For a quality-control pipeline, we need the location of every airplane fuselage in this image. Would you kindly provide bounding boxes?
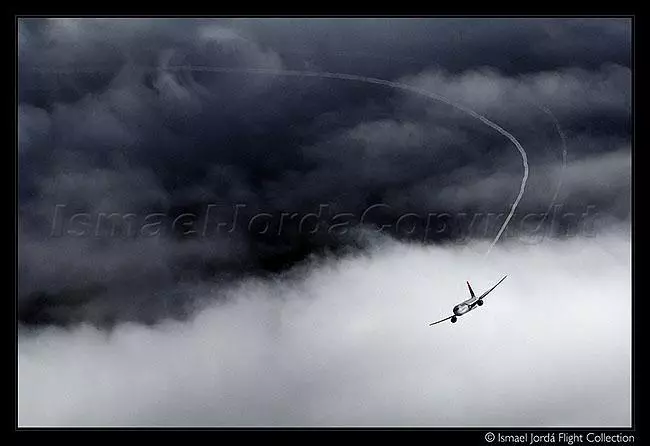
[453,297,480,316]
[451,294,485,321]
[453,303,470,316]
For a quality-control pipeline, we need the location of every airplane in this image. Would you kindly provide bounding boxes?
[429,275,507,326]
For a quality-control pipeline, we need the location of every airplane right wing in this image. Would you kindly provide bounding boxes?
[478,275,508,300]
[429,315,454,326]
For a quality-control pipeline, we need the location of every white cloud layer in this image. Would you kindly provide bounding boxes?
[18,231,631,427]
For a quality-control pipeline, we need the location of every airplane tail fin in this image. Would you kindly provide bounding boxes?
[467,281,476,298]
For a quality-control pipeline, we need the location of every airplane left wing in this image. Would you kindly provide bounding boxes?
[478,275,507,300]
[429,315,454,326]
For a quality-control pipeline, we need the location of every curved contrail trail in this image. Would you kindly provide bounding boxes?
[26,63,531,255]
[536,103,568,223]
[161,65,530,256]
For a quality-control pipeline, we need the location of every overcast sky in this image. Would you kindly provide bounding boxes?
[18,18,631,427]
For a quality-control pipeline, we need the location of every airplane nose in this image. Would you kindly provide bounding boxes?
[453,304,469,315]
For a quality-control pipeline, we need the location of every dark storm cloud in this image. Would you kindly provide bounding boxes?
[18,18,631,326]
[218,18,631,75]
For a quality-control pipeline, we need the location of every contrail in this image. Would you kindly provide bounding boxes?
[537,103,569,221]
[161,65,530,257]
[25,63,531,256]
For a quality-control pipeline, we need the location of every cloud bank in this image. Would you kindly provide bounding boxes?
[19,232,630,427]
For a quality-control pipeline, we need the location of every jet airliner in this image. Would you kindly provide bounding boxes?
[429,275,507,325]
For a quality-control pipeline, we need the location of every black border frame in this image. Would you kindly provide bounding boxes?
[10,12,639,441]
